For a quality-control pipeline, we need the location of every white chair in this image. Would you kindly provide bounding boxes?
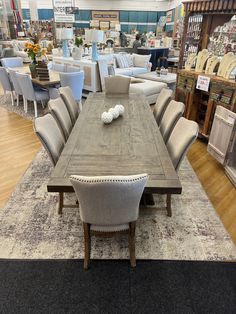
[16,72,49,117]
[60,71,84,111]
[0,67,14,106]
[48,98,73,141]
[153,88,173,125]
[104,76,131,94]
[1,57,23,68]
[70,173,148,269]
[8,68,23,107]
[159,100,185,143]
[165,117,199,216]
[59,86,79,125]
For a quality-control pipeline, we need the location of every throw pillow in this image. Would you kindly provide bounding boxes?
[133,54,151,68]
[115,54,130,68]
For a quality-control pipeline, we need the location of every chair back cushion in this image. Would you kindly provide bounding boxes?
[34,113,65,166]
[59,86,79,124]
[48,98,73,141]
[98,59,109,92]
[153,88,173,125]
[0,67,13,91]
[1,57,23,68]
[104,76,131,94]
[60,71,84,101]
[159,100,185,143]
[16,72,36,101]
[70,174,148,226]
[8,69,22,95]
[166,117,199,170]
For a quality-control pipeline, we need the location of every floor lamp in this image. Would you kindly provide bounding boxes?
[61,28,74,58]
[85,30,104,61]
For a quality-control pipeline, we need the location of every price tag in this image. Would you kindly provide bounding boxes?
[196,75,210,92]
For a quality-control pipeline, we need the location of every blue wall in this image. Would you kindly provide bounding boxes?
[38,9,54,20]
[22,8,30,20]
[23,9,166,32]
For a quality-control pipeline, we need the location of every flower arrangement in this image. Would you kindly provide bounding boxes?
[24,42,45,63]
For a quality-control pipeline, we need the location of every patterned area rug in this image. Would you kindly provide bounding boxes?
[0,93,46,120]
[0,148,236,260]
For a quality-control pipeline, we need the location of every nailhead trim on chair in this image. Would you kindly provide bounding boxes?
[70,175,148,184]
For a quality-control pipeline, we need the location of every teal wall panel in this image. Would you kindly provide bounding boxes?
[75,10,91,21]
[22,8,30,20]
[38,9,54,20]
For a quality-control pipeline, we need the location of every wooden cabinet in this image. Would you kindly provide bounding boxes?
[175,69,236,137]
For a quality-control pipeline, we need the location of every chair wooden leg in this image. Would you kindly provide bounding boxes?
[83,222,91,270]
[129,221,136,268]
[58,192,63,215]
[16,94,19,106]
[166,194,172,217]
[24,98,28,112]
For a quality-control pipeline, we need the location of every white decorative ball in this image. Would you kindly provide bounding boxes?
[115,104,125,116]
[101,111,113,124]
[109,107,120,119]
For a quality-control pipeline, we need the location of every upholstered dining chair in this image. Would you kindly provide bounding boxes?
[0,67,14,106]
[165,117,199,217]
[60,71,84,111]
[34,113,77,214]
[16,72,49,117]
[59,86,79,125]
[48,98,73,141]
[8,68,23,107]
[153,88,173,125]
[159,100,185,143]
[70,173,148,269]
[1,57,23,68]
[104,76,131,94]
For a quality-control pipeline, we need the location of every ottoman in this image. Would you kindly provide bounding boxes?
[129,77,167,105]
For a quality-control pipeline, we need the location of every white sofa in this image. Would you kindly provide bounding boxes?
[98,57,167,105]
[99,53,152,77]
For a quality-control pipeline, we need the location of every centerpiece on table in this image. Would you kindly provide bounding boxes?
[72,36,83,60]
[24,43,46,78]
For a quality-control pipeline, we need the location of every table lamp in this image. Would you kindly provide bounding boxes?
[85,29,104,61]
[61,28,74,58]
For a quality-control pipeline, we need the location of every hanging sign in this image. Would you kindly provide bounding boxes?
[53,0,75,23]
[196,75,210,92]
[92,11,119,21]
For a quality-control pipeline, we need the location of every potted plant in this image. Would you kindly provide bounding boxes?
[72,36,83,60]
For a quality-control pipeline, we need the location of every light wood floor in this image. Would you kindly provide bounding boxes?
[0,105,235,245]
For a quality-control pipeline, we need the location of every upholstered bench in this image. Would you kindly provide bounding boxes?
[129,77,167,105]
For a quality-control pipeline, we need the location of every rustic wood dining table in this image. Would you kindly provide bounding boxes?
[11,66,60,88]
[47,92,182,210]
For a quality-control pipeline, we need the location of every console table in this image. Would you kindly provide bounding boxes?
[175,69,236,137]
[52,56,101,93]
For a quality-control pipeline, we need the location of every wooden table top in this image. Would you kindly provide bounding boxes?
[12,66,60,88]
[47,93,182,194]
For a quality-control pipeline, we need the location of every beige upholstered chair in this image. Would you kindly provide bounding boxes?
[153,88,173,125]
[70,173,148,269]
[104,76,131,94]
[159,100,185,143]
[34,113,65,167]
[48,98,73,141]
[34,113,77,214]
[165,117,199,216]
[59,86,79,125]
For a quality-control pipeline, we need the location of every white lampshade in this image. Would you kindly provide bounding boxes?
[85,29,104,43]
[60,28,74,40]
